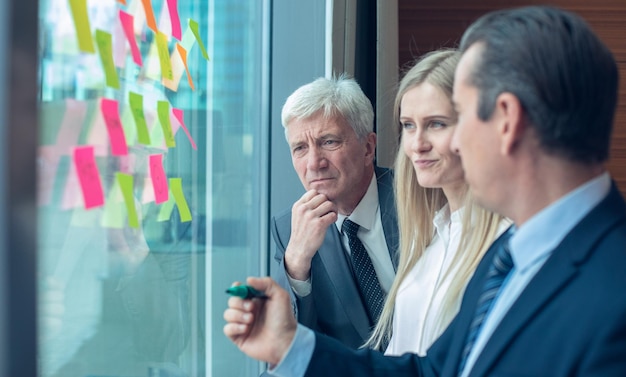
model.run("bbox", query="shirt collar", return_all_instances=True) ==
[509,172,611,272]
[336,173,378,231]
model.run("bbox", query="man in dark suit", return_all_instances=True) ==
[224,6,626,376]
[270,75,399,349]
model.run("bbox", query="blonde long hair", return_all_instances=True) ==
[364,49,505,351]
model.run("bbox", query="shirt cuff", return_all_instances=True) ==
[267,324,315,377]
[286,273,312,297]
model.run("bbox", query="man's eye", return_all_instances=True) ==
[321,140,341,149]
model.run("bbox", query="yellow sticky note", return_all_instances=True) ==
[69,0,95,53]
[129,92,151,145]
[169,178,191,222]
[157,100,176,148]
[189,19,209,60]
[155,31,174,80]
[95,30,120,89]
[157,198,176,222]
[117,173,140,228]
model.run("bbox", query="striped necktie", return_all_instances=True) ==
[458,233,514,375]
[342,219,385,324]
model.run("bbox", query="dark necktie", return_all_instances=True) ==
[342,219,385,324]
[458,233,514,375]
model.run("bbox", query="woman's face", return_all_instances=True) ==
[400,83,465,194]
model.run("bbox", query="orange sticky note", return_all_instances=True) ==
[149,154,169,204]
[101,99,129,156]
[117,0,127,4]
[141,0,158,32]
[176,43,194,90]
[119,10,143,66]
[167,0,182,40]
[73,146,105,209]
[172,108,196,150]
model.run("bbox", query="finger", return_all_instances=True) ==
[298,189,319,204]
[224,307,253,324]
[224,322,249,338]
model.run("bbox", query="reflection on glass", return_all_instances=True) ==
[37,0,266,376]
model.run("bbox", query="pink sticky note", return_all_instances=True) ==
[172,108,197,150]
[113,17,126,68]
[73,146,105,209]
[142,177,156,203]
[119,154,136,174]
[87,109,110,157]
[119,10,143,66]
[149,154,169,204]
[61,160,82,210]
[38,146,61,206]
[57,99,88,155]
[167,0,182,40]
[101,99,129,156]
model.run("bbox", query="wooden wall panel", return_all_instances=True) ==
[398,0,626,195]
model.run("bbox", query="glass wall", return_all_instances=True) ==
[37,0,268,376]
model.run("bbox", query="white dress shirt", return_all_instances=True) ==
[270,172,612,377]
[386,205,510,356]
[287,174,395,295]
[385,204,463,356]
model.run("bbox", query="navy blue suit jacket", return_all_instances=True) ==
[271,167,399,349]
[306,183,626,376]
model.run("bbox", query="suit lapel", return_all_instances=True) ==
[317,224,372,340]
[375,167,399,270]
[468,184,626,376]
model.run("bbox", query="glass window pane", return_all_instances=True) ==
[37,1,267,376]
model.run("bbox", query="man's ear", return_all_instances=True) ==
[364,132,377,164]
[495,92,525,155]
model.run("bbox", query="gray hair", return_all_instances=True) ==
[281,74,374,141]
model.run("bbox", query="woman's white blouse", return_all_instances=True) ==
[385,204,464,356]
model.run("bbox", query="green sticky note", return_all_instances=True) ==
[129,92,151,145]
[155,31,174,80]
[121,105,137,147]
[189,19,209,60]
[117,173,139,228]
[95,30,120,89]
[101,181,125,229]
[68,0,95,53]
[157,198,176,222]
[157,101,176,148]
[169,178,192,222]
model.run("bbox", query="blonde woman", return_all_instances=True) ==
[364,49,511,355]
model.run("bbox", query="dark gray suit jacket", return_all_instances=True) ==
[270,166,399,349]
[306,182,626,376]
